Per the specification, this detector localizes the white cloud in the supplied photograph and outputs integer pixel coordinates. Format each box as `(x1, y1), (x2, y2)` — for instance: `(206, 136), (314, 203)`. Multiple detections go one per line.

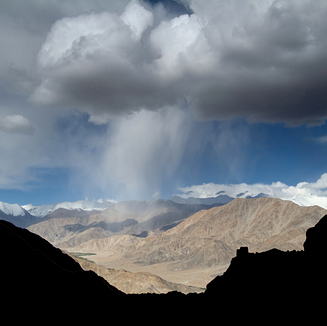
(36, 10), (131, 70)
(177, 173), (327, 209)
(150, 13), (214, 79)
(121, 0), (154, 40)
(0, 115), (34, 135)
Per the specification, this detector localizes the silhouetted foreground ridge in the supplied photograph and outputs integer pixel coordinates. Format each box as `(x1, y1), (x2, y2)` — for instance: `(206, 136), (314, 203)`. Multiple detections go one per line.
(0, 220), (125, 311)
(1, 215), (326, 321)
(205, 215), (327, 314)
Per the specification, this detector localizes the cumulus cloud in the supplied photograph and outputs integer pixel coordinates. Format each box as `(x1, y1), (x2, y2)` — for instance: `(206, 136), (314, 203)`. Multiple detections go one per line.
(177, 173), (327, 209)
(0, 115), (34, 135)
(150, 13), (214, 79)
(31, 0), (163, 123)
(121, 0), (154, 40)
(30, 0), (327, 125)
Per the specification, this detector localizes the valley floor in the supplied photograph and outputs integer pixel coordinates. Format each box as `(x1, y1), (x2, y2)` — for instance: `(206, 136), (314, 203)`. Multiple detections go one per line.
(82, 249), (229, 288)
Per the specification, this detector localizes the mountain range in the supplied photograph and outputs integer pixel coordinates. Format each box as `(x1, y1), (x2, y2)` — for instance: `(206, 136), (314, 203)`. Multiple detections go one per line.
(0, 193), (262, 220)
(0, 197), (228, 293)
(66, 197), (325, 288)
(1, 195), (326, 292)
(22, 199), (116, 217)
(25, 199), (223, 248)
(0, 199), (115, 227)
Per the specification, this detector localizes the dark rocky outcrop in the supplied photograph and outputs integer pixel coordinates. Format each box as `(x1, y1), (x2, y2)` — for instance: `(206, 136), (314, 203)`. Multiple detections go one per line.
(1, 214), (326, 322)
(0, 219), (124, 317)
(205, 215), (327, 316)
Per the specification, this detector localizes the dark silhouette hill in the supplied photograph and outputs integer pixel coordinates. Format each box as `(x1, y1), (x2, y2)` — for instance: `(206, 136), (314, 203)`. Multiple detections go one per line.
(205, 214), (327, 316)
(1, 214), (326, 322)
(0, 219), (125, 318)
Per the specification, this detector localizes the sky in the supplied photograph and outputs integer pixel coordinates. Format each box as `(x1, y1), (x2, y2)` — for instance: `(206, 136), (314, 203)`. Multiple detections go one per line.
(1, 0), (327, 207)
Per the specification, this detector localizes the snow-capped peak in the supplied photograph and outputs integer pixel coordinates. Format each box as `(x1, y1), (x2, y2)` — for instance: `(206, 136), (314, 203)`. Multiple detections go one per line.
(0, 201), (26, 216)
(22, 199), (116, 217)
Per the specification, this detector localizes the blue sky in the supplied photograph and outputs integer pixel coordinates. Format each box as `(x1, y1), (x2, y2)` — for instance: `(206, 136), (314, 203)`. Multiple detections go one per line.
(1, 0), (327, 207)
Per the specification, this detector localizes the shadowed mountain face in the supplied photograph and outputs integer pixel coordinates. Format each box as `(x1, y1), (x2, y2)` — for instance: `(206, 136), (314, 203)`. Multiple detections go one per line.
(0, 219), (125, 315)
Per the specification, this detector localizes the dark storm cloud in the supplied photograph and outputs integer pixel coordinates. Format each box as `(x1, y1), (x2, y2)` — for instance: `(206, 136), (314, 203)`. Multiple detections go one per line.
(188, 0), (327, 125)
(30, 1), (209, 123)
(30, 0), (327, 125)
(1, 0), (327, 201)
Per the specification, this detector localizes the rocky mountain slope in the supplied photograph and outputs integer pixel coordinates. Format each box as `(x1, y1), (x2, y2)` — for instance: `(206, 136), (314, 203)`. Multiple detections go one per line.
(121, 197), (326, 271)
(3, 196), (326, 293)
(58, 197), (326, 289)
(27, 199), (220, 247)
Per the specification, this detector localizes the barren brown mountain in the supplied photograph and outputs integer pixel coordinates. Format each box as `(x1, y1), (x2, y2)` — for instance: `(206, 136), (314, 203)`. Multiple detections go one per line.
(124, 197), (326, 266)
(28, 199), (217, 247)
(61, 197), (326, 288)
